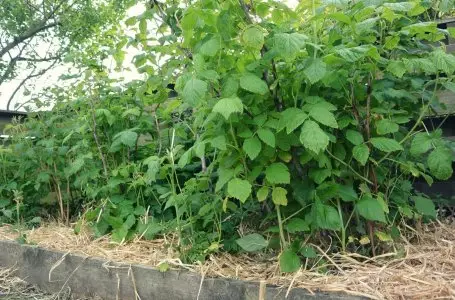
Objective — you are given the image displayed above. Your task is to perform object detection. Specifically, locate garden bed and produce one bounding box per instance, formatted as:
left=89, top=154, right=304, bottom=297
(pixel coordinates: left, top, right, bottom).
left=0, top=221, right=454, bottom=300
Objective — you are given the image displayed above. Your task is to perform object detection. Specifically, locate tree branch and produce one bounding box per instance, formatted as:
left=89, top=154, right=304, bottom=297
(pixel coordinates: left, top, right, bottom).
left=16, top=55, right=61, bottom=62
left=0, top=21, right=60, bottom=58
left=6, top=59, right=58, bottom=110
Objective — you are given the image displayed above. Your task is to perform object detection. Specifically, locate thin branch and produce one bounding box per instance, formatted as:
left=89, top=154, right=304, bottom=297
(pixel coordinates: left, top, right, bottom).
left=0, top=22, right=60, bottom=58
left=16, top=55, right=61, bottom=62
left=6, top=59, right=58, bottom=110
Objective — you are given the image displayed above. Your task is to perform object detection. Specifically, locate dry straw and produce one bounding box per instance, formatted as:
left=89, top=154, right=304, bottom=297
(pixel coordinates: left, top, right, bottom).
left=0, top=220, right=454, bottom=300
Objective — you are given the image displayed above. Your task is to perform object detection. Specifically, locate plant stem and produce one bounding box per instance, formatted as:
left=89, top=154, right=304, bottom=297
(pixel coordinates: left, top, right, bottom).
left=276, top=205, right=287, bottom=249
left=336, top=198, right=346, bottom=253
left=326, top=150, right=373, bottom=184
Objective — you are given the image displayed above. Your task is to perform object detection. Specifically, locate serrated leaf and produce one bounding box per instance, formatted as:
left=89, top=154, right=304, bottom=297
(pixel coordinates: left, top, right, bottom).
left=313, top=200, right=342, bottom=230
left=182, top=78, right=207, bottom=106
left=309, top=168, right=331, bottom=184
left=352, top=144, right=370, bottom=166
left=285, top=218, right=309, bottom=233
left=239, top=73, right=269, bottom=95
left=279, top=249, right=301, bottom=273
left=265, top=163, right=290, bottom=184
left=216, top=168, right=234, bottom=192
left=413, top=196, right=436, bottom=218
left=242, top=26, right=264, bottom=49
left=227, top=178, right=252, bottom=203
left=213, top=97, right=243, bottom=120
left=257, top=187, right=269, bottom=202
left=211, top=135, right=227, bottom=150
left=200, top=37, right=221, bottom=57
left=356, top=195, right=387, bottom=223
left=222, top=77, right=239, bottom=97
left=370, top=137, right=403, bottom=152
left=286, top=110, right=308, bottom=134
left=427, top=147, right=453, bottom=180
left=338, top=184, right=358, bottom=202
left=236, top=233, right=268, bottom=252
left=309, top=106, right=338, bottom=128
left=144, top=156, right=160, bottom=183
left=243, top=136, right=262, bottom=160
left=376, top=119, right=399, bottom=135
left=277, top=108, right=307, bottom=133
left=257, top=128, right=275, bottom=148
left=300, top=246, right=317, bottom=258
left=273, top=33, right=307, bottom=58
left=272, top=187, right=288, bottom=206
left=346, top=130, right=364, bottom=145
left=410, top=132, right=432, bottom=156
left=304, top=58, right=327, bottom=84
left=387, top=60, right=406, bottom=78
left=300, top=120, right=329, bottom=154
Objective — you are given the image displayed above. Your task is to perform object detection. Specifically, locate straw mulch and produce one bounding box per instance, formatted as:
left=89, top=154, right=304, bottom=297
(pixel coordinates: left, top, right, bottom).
left=0, top=266, right=98, bottom=299
left=0, top=220, right=454, bottom=300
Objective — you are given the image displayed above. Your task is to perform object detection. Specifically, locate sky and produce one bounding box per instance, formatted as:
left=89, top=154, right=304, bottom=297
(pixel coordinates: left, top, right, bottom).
left=0, top=0, right=299, bottom=111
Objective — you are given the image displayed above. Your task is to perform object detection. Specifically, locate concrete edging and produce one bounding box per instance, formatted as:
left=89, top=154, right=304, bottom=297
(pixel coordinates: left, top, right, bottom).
left=0, top=241, right=364, bottom=300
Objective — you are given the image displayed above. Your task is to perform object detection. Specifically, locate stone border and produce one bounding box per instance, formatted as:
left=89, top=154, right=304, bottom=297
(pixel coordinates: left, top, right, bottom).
left=0, top=241, right=364, bottom=300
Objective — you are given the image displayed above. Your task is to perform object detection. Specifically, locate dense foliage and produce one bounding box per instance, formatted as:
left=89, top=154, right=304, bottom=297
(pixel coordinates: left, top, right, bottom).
left=1, top=0, right=455, bottom=271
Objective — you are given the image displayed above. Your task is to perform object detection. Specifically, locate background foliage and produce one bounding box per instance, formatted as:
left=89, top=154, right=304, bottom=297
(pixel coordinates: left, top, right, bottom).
left=1, top=0, right=455, bottom=271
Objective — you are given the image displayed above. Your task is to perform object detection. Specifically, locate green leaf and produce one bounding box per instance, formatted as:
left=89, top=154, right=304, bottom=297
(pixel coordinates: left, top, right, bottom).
left=216, top=168, right=234, bottom=192
left=257, top=128, right=275, bottom=148
left=273, top=33, right=307, bottom=58
left=383, top=2, right=416, bottom=11
left=309, top=106, right=338, bottom=128
left=182, top=78, right=207, bottom=106
left=313, top=200, right=342, bottom=230
left=356, top=195, right=387, bottom=223
left=243, top=136, right=262, bottom=160
left=387, top=60, right=406, bottom=78
left=300, top=246, right=317, bottom=258
left=376, top=119, right=399, bottom=135
left=242, top=26, right=264, bottom=49
left=210, top=135, right=227, bottom=150
left=285, top=218, right=309, bottom=233
left=300, top=120, right=329, bottom=154
left=338, top=184, right=358, bottom=202
left=265, top=163, right=290, bottom=184
left=370, top=137, right=403, bottom=152
left=352, top=143, right=369, bottom=166
left=227, top=178, right=252, bottom=203
left=222, top=77, right=239, bottom=97
left=213, top=97, right=243, bottom=120
left=257, top=187, right=269, bottom=202
left=239, top=73, right=269, bottom=95
left=427, top=148, right=453, bottom=180
left=309, top=168, right=331, bottom=184
left=413, top=196, right=436, bottom=218
left=0, top=199, right=10, bottom=209
left=384, top=36, right=400, bottom=50
left=304, top=58, right=327, bottom=84
left=236, top=233, right=268, bottom=252
left=346, top=130, right=364, bottom=145
left=410, top=132, right=432, bottom=156
left=111, top=130, right=138, bottom=152
left=279, top=249, right=301, bottom=273
left=285, top=109, right=308, bottom=134
left=272, top=187, right=288, bottom=206
left=200, top=37, right=221, bottom=57
left=144, top=156, right=160, bottom=183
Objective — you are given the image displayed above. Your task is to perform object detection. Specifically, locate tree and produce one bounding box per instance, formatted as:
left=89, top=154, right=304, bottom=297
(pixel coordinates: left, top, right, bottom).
left=0, top=0, right=131, bottom=110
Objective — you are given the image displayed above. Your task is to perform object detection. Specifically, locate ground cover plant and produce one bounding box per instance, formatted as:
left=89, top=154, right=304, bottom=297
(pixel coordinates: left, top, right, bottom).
left=1, top=0, right=455, bottom=272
